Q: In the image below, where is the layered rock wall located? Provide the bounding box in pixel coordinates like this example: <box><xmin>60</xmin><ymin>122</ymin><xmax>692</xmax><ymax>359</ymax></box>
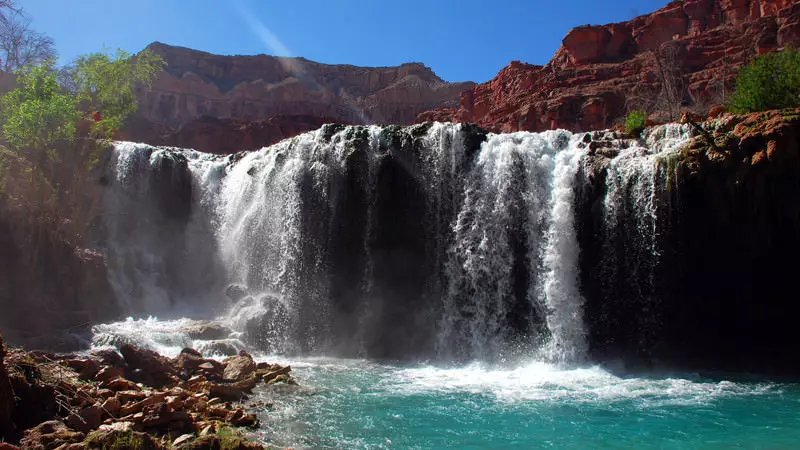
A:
<box><xmin>127</xmin><ymin>42</ymin><xmax>474</xmax><ymax>151</ymax></box>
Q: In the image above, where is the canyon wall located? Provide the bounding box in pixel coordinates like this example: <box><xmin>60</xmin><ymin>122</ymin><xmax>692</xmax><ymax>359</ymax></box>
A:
<box><xmin>125</xmin><ymin>42</ymin><xmax>474</xmax><ymax>151</ymax></box>
<box><xmin>418</xmin><ymin>0</ymin><xmax>800</xmax><ymax>133</ymax></box>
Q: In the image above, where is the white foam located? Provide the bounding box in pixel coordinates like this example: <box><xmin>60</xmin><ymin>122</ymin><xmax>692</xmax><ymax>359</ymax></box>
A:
<box><xmin>386</xmin><ymin>362</ymin><xmax>775</xmax><ymax>407</ymax></box>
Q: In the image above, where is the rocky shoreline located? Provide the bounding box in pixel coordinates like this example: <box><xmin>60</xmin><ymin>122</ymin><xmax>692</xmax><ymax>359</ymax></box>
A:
<box><xmin>0</xmin><ymin>333</ymin><xmax>293</xmax><ymax>450</ymax></box>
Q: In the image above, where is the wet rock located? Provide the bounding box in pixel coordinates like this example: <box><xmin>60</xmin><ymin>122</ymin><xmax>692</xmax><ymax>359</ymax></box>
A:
<box><xmin>90</xmin><ymin>350</ymin><xmax>124</xmax><ymax>368</ymax></box>
<box><xmin>207</xmin><ymin>375</ymin><xmax>259</xmax><ymax>401</ymax></box>
<box><xmin>222</xmin><ymin>355</ymin><xmax>255</xmax><ymax>382</ymax></box>
<box><xmin>119</xmin><ymin>345</ymin><xmax>178</xmax><ymax>388</ymax></box>
<box><xmin>141</xmin><ymin>403</ymin><xmax>193</xmax><ymax>435</ymax></box>
<box><xmin>182</xmin><ymin>322</ymin><xmax>232</xmax><ymax>341</ymax></box>
<box><xmin>79</xmin><ymin>405</ymin><xmax>103</xmax><ymax>431</ymax></box>
<box><xmin>224</xmin><ymin>284</ymin><xmax>248</xmax><ymax>303</ymax></box>
<box><xmin>259</xmin><ymin>365</ymin><xmax>291</xmax><ymax>384</ymax></box>
<box><xmin>93</xmin><ymin>367</ymin><xmax>123</xmax><ymax>384</ymax></box>
<box><xmin>225</xmin><ymin>409</ymin><xmax>258</xmax><ymax>428</ymax></box>
<box><xmin>174</xmin><ymin>349</ymin><xmax>224</xmax><ymax>381</ymax></box>
<box><xmin>19</xmin><ymin>421</ymin><xmax>84</xmax><ymax>450</ymax></box>
<box><xmin>100</xmin><ymin>397</ymin><xmax>120</xmax><ymax>418</ymax></box>
<box><xmin>195</xmin><ymin>340</ymin><xmax>241</xmax><ymax>358</ymax></box>
<box><xmin>99</xmin><ymin>378</ymin><xmax>139</xmax><ymax>392</ymax></box>
<box><xmin>115</xmin><ymin>390</ymin><xmax>146</xmax><ymax>404</ymax></box>
<box><xmin>0</xmin><ymin>444</ymin><xmax>19</xmax><ymax>450</ymax></box>
<box><xmin>119</xmin><ymin>393</ymin><xmax>166</xmax><ymax>417</ymax></box>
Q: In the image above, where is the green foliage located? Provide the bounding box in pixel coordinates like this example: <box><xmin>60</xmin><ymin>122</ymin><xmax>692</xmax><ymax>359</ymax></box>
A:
<box><xmin>0</xmin><ymin>48</ymin><xmax>164</xmax><ymax>243</ymax></box>
<box><xmin>625</xmin><ymin>109</ymin><xmax>647</xmax><ymax>135</ymax></box>
<box><xmin>0</xmin><ymin>49</ymin><xmax>165</xmax><ymax>154</ymax></box>
<box><xmin>85</xmin><ymin>430</ymin><xmax>148</xmax><ymax>450</ymax></box>
<box><xmin>216</xmin><ymin>427</ymin><xmax>250</xmax><ymax>450</ymax></box>
<box><xmin>728</xmin><ymin>47</ymin><xmax>800</xmax><ymax>114</ymax></box>
<box><xmin>0</xmin><ymin>61</ymin><xmax>78</xmax><ymax>152</ymax></box>
<box><xmin>70</xmin><ymin>49</ymin><xmax>165</xmax><ymax>140</ymax></box>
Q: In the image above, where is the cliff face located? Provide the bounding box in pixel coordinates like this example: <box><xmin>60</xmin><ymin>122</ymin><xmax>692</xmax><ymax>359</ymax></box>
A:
<box><xmin>127</xmin><ymin>42</ymin><xmax>474</xmax><ymax>150</ymax></box>
<box><xmin>577</xmin><ymin>109</ymin><xmax>800</xmax><ymax>374</ymax></box>
<box><xmin>0</xmin><ymin>152</ymin><xmax>121</xmax><ymax>351</ymax></box>
<box><xmin>418</xmin><ymin>0</ymin><xmax>800</xmax><ymax>133</ymax></box>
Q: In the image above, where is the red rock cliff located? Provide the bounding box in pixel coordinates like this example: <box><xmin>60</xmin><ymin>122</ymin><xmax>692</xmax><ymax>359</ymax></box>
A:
<box><xmin>417</xmin><ymin>0</ymin><xmax>800</xmax><ymax>133</ymax></box>
<box><xmin>127</xmin><ymin>42</ymin><xmax>474</xmax><ymax>150</ymax></box>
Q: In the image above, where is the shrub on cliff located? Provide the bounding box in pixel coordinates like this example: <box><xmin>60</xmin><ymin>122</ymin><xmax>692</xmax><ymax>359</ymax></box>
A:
<box><xmin>625</xmin><ymin>110</ymin><xmax>647</xmax><ymax>136</ymax></box>
<box><xmin>728</xmin><ymin>47</ymin><xmax>800</xmax><ymax>113</ymax></box>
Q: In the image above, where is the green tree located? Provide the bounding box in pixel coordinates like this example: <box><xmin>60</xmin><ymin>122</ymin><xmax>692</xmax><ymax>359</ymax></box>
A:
<box><xmin>728</xmin><ymin>47</ymin><xmax>800</xmax><ymax>114</ymax></box>
<box><xmin>0</xmin><ymin>48</ymin><xmax>164</xmax><ymax>243</ymax></box>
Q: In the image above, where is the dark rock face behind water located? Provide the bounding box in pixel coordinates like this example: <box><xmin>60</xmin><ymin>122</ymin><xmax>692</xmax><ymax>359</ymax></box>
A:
<box><xmin>577</xmin><ymin>110</ymin><xmax>800</xmax><ymax>374</ymax></box>
<box><xmin>124</xmin><ymin>42</ymin><xmax>474</xmax><ymax>151</ymax></box>
<box><xmin>417</xmin><ymin>0</ymin><xmax>800</xmax><ymax>133</ymax></box>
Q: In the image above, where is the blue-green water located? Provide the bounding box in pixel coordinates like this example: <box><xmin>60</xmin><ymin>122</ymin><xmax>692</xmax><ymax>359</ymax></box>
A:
<box><xmin>252</xmin><ymin>358</ymin><xmax>800</xmax><ymax>449</ymax></box>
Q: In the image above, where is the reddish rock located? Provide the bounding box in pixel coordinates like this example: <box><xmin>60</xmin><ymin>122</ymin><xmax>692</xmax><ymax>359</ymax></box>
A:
<box><xmin>123</xmin><ymin>42</ymin><xmax>474</xmax><ymax>152</ymax></box>
<box><xmin>119</xmin><ymin>345</ymin><xmax>178</xmax><ymax>388</ymax></box>
<box><xmin>417</xmin><ymin>0</ymin><xmax>800</xmax><ymax>134</ymax></box>
<box><xmin>222</xmin><ymin>355</ymin><xmax>256</xmax><ymax>382</ymax></box>
<box><xmin>19</xmin><ymin>421</ymin><xmax>84</xmax><ymax>450</ymax></box>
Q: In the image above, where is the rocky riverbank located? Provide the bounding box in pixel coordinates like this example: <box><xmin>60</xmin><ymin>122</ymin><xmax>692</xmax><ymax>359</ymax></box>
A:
<box><xmin>0</xmin><ymin>333</ymin><xmax>294</xmax><ymax>449</ymax></box>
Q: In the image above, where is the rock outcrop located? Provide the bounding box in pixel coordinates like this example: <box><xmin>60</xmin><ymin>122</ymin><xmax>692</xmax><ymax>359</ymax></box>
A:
<box><xmin>0</xmin><ymin>343</ymin><xmax>294</xmax><ymax>448</ymax></box>
<box><xmin>417</xmin><ymin>0</ymin><xmax>800</xmax><ymax>133</ymax></box>
<box><xmin>125</xmin><ymin>42</ymin><xmax>474</xmax><ymax>151</ymax></box>
<box><xmin>577</xmin><ymin>108</ymin><xmax>800</xmax><ymax>374</ymax></box>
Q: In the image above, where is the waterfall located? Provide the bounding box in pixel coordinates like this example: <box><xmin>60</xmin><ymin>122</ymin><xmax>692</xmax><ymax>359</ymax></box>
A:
<box><xmin>99</xmin><ymin>123</ymin><xmax>695</xmax><ymax>363</ymax></box>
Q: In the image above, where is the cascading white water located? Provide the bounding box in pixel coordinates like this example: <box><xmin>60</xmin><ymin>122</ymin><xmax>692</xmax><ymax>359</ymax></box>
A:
<box><xmin>599</xmin><ymin>124</ymin><xmax>694</xmax><ymax>348</ymax></box>
<box><xmin>102</xmin><ymin>123</ymin><xmax>693</xmax><ymax>363</ymax></box>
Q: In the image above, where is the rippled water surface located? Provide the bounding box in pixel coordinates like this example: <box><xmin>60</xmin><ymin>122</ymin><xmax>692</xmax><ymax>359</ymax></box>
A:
<box><xmin>248</xmin><ymin>358</ymin><xmax>800</xmax><ymax>449</ymax></box>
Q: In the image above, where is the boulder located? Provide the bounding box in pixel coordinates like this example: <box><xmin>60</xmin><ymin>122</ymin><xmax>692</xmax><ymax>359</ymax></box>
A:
<box><xmin>119</xmin><ymin>394</ymin><xmax>166</xmax><ymax>417</ymax></box>
<box><xmin>195</xmin><ymin>340</ymin><xmax>242</xmax><ymax>358</ymax></box>
<box><xmin>181</xmin><ymin>323</ymin><xmax>232</xmax><ymax>341</ymax></box>
<box><xmin>93</xmin><ymin>367</ymin><xmax>124</xmax><ymax>384</ymax></box>
<box><xmin>100</xmin><ymin>397</ymin><xmax>121</xmax><ymax>418</ymax></box>
<box><xmin>222</xmin><ymin>355</ymin><xmax>255</xmax><ymax>382</ymax></box>
<box><xmin>90</xmin><ymin>350</ymin><xmax>124</xmax><ymax>368</ymax></box>
<box><xmin>174</xmin><ymin>349</ymin><xmax>224</xmax><ymax>381</ymax></box>
<box><xmin>19</xmin><ymin>421</ymin><xmax>84</xmax><ymax>450</ymax></box>
<box><xmin>224</xmin><ymin>284</ymin><xmax>248</xmax><ymax>303</ymax></box>
<box><xmin>119</xmin><ymin>345</ymin><xmax>178</xmax><ymax>388</ymax></box>
<box><xmin>99</xmin><ymin>378</ymin><xmax>139</xmax><ymax>392</ymax></box>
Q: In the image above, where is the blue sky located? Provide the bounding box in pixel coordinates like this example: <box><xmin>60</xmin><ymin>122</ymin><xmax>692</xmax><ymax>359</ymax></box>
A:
<box><xmin>24</xmin><ymin>0</ymin><xmax>667</xmax><ymax>83</ymax></box>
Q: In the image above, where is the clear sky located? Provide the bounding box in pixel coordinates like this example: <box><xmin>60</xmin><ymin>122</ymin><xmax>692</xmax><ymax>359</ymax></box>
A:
<box><xmin>24</xmin><ymin>0</ymin><xmax>667</xmax><ymax>83</ymax></box>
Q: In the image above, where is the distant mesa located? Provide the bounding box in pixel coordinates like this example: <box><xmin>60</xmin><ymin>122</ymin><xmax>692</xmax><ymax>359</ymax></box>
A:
<box><xmin>125</xmin><ymin>42</ymin><xmax>475</xmax><ymax>152</ymax></box>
